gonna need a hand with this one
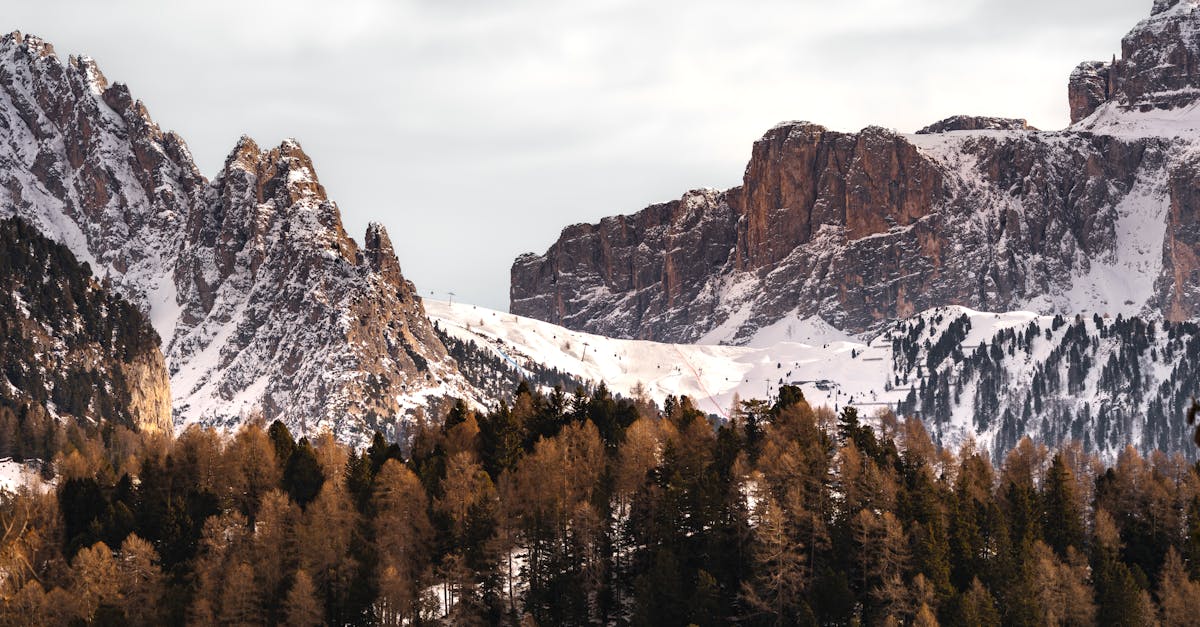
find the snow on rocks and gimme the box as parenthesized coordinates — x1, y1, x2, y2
(0, 32, 468, 446)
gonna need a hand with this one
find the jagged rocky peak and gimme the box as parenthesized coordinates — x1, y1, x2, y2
(191, 134, 358, 293)
(2, 30, 193, 169)
(261, 138, 326, 202)
(1, 31, 54, 59)
(1, 28, 200, 295)
(220, 135, 327, 204)
(916, 116, 1035, 134)
(363, 221, 403, 282)
(1069, 0, 1200, 123)
(225, 134, 262, 171)
(0, 31, 472, 444)
(169, 132, 456, 440)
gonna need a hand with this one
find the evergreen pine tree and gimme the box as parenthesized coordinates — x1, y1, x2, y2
(283, 438, 324, 508)
(1041, 454, 1085, 557)
(285, 569, 324, 627)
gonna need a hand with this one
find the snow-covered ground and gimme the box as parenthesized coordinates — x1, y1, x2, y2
(426, 300, 1043, 421)
(431, 299, 1200, 460)
(0, 459, 53, 494)
(1076, 99, 1200, 139)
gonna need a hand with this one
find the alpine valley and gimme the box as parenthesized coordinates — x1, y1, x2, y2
(13, 3, 1200, 627)
(5, 0, 1200, 462)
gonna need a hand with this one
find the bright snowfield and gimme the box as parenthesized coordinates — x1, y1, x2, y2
(429, 301, 1065, 449)
(430, 298, 1200, 460)
(426, 299, 880, 417)
(0, 459, 53, 494)
(1077, 98, 1200, 138)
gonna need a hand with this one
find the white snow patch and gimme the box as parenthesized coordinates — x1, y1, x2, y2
(146, 273, 181, 350)
(430, 300, 898, 419)
(0, 459, 53, 494)
(1074, 99, 1200, 138)
(1026, 168, 1169, 316)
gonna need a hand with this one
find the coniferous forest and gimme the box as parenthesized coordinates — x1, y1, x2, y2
(3, 383, 1200, 626)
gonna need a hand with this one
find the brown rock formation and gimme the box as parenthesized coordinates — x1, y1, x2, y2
(1070, 0, 1200, 123)
(125, 350, 173, 434)
(512, 4, 1198, 344)
(916, 116, 1036, 134)
(1069, 60, 1117, 124)
(1160, 154, 1200, 321)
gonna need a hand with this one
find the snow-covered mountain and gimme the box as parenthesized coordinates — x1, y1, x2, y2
(431, 300, 1200, 461)
(511, 1, 1200, 345)
(5, 1, 1200, 461)
(506, 1, 1200, 458)
(0, 32, 471, 444)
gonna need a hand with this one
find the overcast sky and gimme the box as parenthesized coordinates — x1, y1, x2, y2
(9, 0, 1150, 310)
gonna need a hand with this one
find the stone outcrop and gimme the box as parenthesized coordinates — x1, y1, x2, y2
(1161, 153, 1200, 321)
(513, 3, 1200, 345)
(513, 123, 1172, 343)
(125, 350, 173, 434)
(1069, 60, 1118, 124)
(916, 116, 1036, 134)
(1070, 0, 1200, 123)
(511, 188, 737, 341)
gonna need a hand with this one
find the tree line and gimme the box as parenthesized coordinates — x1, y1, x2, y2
(2, 382, 1200, 625)
(892, 310, 1200, 460)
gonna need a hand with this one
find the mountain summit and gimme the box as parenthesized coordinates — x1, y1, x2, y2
(0, 31, 466, 443)
(1071, 0, 1200, 123)
(511, 2, 1200, 346)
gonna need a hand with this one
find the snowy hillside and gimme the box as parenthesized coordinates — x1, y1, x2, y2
(430, 299, 887, 419)
(0, 459, 53, 494)
(429, 300, 1200, 460)
(430, 299, 1033, 423)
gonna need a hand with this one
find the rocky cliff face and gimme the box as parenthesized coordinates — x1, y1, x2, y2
(0, 32, 468, 444)
(511, 188, 737, 341)
(512, 3, 1200, 346)
(0, 217, 171, 433)
(1070, 0, 1200, 123)
(124, 350, 172, 434)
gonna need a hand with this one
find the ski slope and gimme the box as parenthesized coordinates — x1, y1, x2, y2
(425, 300, 1046, 420)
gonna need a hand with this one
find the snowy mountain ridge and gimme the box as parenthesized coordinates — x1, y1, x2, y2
(5, 2, 1200, 459)
(431, 299, 1200, 460)
(0, 31, 474, 444)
